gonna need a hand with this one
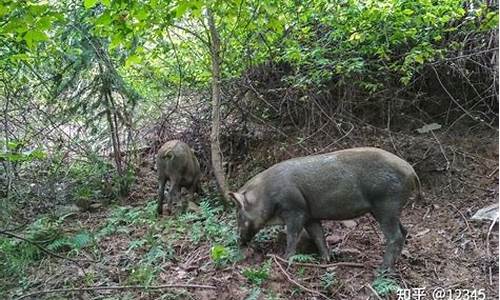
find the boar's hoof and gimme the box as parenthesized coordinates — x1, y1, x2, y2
(321, 253, 331, 262)
(242, 247, 255, 258)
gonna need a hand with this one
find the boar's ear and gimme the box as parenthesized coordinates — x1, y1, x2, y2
(228, 192, 247, 210)
(163, 150, 174, 160)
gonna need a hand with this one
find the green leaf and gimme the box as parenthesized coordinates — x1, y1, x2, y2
(37, 16, 53, 31)
(175, 1, 190, 18)
(24, 30, 48, 48)
(28, 4, 48, 15)
(133, 8, 148, 21)
(109, 32, 123, 49)
(101, 0, 111, 7)
(348, 32, 362, 42)
(402, 9, 414, 16)
(83, 0, 98, 9)
(125, 54, 141, 67)
(210, 244, 229, 262)
(29, 149, 47, 160)
(9, 53, 30, 62)
(7, 141, 21, 150)
(95, 13, 112, 25)
(0, 4, 9, 18)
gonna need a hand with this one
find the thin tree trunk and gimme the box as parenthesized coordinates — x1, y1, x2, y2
(206, 9, 230, 204)
(104, 91, 123, 178)
(2, 89, 12, 198)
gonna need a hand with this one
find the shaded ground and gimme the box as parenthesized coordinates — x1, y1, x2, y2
(6, 126, 499, 300)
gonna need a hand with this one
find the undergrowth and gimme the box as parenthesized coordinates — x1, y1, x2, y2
(94, 196, 241, 284)
(0, 215, 93, 294)
(1, 194, 241, 295)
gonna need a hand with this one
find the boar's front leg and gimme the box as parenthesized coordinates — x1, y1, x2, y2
(283, 212, 305, 259)
(305, 221, 330, 261)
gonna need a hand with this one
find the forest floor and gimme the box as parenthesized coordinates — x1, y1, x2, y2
(7, 125, 499, 300)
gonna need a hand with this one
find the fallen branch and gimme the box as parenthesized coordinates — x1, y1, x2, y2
(271, 255, 332, 300)
(16, 283, 217, 300)
(486, 215, 498, 256)
(0, 230, 94, 265)
(267, 254, 364, 269)
(430, 130, 450, 171)
(447, 203, 470, 233)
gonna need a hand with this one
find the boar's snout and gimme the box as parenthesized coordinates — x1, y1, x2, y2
(237, 225, 257, 247)
(238, 234, 251, 247)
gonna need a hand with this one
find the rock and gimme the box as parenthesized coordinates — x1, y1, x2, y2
(54, 204, 80, 217)
(340, 220, 357, 228)
(416, 123, 442, 133)
(471, 204, 499, 222)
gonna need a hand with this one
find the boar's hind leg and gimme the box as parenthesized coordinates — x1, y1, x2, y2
(168, 181, 180, 213)
(157, 176, 167, 215)
(305, 221, 330, 261)
(283, 212, 305, 260)
(372, 211, 405, 271)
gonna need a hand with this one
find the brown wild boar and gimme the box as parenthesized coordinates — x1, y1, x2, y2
(229, 147, 422, 270)
(157, 140, 202, 215)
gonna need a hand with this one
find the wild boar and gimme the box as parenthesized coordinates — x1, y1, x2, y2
(157, 140, 202, 215)
(229, 147, 422, 270)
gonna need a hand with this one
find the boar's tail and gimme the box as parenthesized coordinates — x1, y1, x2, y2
(412, 172, 424, 202)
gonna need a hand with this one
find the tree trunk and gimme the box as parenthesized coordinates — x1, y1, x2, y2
(100, 65, 129, 197)
(206, 9, 230, 204)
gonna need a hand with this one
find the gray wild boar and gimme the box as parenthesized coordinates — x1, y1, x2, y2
(229, 147, 422, 270)
(157, 140, 202, 215)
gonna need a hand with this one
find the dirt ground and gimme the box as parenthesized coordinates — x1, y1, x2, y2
(8, 126, 499, 300)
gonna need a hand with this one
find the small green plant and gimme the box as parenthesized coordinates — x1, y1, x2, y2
(242, 260, 272, 286)
(83, 272, 96, 285)
(144, 244, 173, 264)
(297, 266, 306, 277)
(289, 254, 316, 263)
(211, 244, 230, 266)
(320, 271, 337, 289)
(244, 287, 261, 300)
(372, 275, 400, 296)
(253, 226, 282, 244)
(97, 202, 157, 239)
(128, 264, 156, 286)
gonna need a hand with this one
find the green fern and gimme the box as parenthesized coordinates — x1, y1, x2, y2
(200, 200, 216, 220)
(289, 254, 316, 263)
(71, 232, 92, 249)
(47, 237, 71, 252)
(178, 211, 199, 222)
(144, 245, 172, 264)
(242, 259, 272, 286)
(320, 272, 337, 289)
(1, 218, 94, 283)
(245, 287, 261, 300)
(372, 275, 400, 296)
